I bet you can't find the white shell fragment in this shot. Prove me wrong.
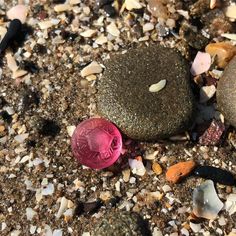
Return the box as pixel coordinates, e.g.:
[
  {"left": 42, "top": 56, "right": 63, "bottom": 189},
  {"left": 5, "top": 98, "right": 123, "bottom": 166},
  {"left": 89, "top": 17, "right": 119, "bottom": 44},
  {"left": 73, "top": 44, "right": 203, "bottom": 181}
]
[
  {"left": 54, "top": 4, "right": 71, "bottom": 13},
  {"left": 224, "top": 194, "right": 236, "bottom": 215},
  {"left": 6, "top": 52, "right": 18, "bottom": 72},
  {"left": 7, "top": 5, "right": 28, "bottom": 24},
  {"left": 80, "top": 29, "right": 97, "bottom": 38},
  {"left": 124, "top": 0, "right": 142, "bottom": 11},
  {"left": 221, "top": 33, "right": 236, "bottom": 41},
  {"left": 81, "top": 61, "right": 103, "bottom": 77},
  {"left": 149, "top": 80, "right": 166, "bottom": 93},
  {"left": 107, "top": 22, "right": 120, "bottom": 37},
  {"left": 26, "top": 208, "right": 37, "bottom": 221},
  {"left": 193, "top": 180, "right": 224, "bottom": 220},
  {"left": 42, "top": 183, "right": 54, "bottom": 196},
  {"left": 56, "top": 197, "right": 68, "bottom": 219},
  {"left": 200, "top": 85, "right": 216, "bottom": 103},
  {"left": 190, "top": 52, "right": 211, "bottom": 76},
  {"left": 225, "top": 5, "right": 236, "bottom": 19},
  {"left": 128, "top": 159, "right": 146, "bottom": 176}
]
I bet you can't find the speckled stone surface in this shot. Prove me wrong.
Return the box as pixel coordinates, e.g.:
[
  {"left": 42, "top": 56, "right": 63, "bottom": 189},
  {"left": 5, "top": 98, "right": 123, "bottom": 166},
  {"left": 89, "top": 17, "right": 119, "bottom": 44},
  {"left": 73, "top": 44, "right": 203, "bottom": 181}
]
[
  {"left": 97, "top": 45, "right": 196, "bottom": 141},
  {"left": 92, "top": 211, "right": 151, "bottom": 236},
  {"left": 217, "top": 56, "right": 236, "bottom": 128}
]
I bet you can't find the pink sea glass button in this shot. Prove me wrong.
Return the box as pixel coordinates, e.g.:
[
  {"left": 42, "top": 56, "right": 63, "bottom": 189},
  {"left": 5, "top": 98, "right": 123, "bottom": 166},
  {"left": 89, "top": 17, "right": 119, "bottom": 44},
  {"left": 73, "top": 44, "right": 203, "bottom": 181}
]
[{"left": 71, "top": 118, "right": 122, "bottom": 170}]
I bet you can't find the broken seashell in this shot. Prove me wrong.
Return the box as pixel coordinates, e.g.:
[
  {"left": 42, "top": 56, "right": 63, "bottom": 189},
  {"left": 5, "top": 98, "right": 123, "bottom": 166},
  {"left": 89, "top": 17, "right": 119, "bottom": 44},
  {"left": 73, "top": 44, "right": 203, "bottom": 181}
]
[
  {"left": 7, "top": 5, "right": 28, "bottom": 24},
  {"left": 149, "top": 79, "right": 166, "bottom": 93},
  {"left": 190, "top": 52, "right": 211, "bottom": 76},
  {"left": 193, "top": 180, "right": 224, "bottom": 220},
  {"left": 225, "top": 5, "right": 236, "bottom": 19},
  {"left": 221, "top": 33, "right": 236, "bottom": 41},
  {"left": 107, "top": 22, "right": 120, "bottom": 37},
  {"left": 80, "top": 29, "right": 97, "bottom": 38},
  {"left": 81, "top": 61, "right": 103, "bottom": 77}
]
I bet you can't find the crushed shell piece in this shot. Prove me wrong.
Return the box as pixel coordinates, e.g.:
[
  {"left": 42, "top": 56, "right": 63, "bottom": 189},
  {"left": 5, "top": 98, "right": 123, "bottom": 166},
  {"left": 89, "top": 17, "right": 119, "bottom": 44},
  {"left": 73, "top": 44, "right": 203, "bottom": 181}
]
[
  {"left": 81, "top": 61, "right": 102, "bottom": 77},
  {"left": 193, "top": 180, "right": 224, "bottom": 220}
]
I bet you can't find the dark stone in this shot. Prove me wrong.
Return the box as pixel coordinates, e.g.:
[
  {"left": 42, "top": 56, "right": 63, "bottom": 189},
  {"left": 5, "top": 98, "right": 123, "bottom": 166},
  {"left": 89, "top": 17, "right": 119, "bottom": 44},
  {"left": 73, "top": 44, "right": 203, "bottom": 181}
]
[
  {"left": 217, "top": 56, "right": 236, "bottom": 128},
  {"left": 179, "top": 21, "right": 209, "bottom": 50},
  {"left": 0, "top": 111, "right": 12, "bottom": 124},
  {"left": 21, "top": 61, "right": 39, "bottom": 73},
  {"left": 97, "top": 45, "right": 196, "bottom": 141},
  {"left": 96, "top": 0, "right": 114, "bottom": 8},
  {"left": 194, "top": 166, "right": 236, "bottom": 186},
  {"left": 52, "top": 0, "right": 66, "bottom": 3},
  {"left": 21, "top": 89, "right": 40, "bottom": 111},
  {"left": 75, "top": 200, "right": 102, "bottom": 216},
  {"left": 0, "top": 96, "right": 7, "bottom": 109},
  {"left": 33, "top": 44, "right": 47, "bottom": 54},
  {"left": 103, "top": 4, "right": 116, "bottom": 17},
  {"left": 93, "top": 211, "right": 151, "bottom": 236},
  {"left": 38, "top": 119, "right": 60, "bottom": 136}
]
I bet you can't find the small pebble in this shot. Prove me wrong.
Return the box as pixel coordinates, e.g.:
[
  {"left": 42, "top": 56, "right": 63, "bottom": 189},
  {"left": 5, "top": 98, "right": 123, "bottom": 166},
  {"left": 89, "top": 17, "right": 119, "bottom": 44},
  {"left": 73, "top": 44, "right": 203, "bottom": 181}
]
[
  {"left": 103, "top": 5, "right": 116, "bottom": 17},
  {"left": 152, "top": 162, "right": 162, "bottom": 175},
  {"left": 205, "top": 42, "right": 236, "bottom": 68},
  {"left": 166, "top": 160, "right": 196, "bottom": 184},
  {"left": 198, "top": 119, "right": 225, "bottom": 146}
]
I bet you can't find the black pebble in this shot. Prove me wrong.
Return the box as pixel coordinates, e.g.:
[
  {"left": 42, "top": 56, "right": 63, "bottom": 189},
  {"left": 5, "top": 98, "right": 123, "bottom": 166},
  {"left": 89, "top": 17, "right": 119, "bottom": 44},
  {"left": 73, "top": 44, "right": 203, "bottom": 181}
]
[
  {"left": 75, "top": 200, "right": 102, "bottom": 216},
  {"left": 22, "top": 90, "right": 40, "bottom": 111},
  {"left": 0, "top": 111, "right": 12, "bottom": 124},
  {"left": 103, "top": 4, "right": 116, "bottom": 17},
  {"left": 52, "top": 0, "right": 66, "bottom": 3},
  {"left": 97, "top": 0, "right": 114, "bottom": 8},
  {"left": 0, "top": 97, "right": 7, "bottom": 109},
  {"left": 38, "top": 119, "right": 60, "bottom": 137},
  {"left": 194, "top": 166, "right": 236, "bottom": 186},
  {"left": 22, "top": 61, "right": 39, "bottom": 74},
  {"left": 33, "top": 44, "right": 47, "bottom": 54}
]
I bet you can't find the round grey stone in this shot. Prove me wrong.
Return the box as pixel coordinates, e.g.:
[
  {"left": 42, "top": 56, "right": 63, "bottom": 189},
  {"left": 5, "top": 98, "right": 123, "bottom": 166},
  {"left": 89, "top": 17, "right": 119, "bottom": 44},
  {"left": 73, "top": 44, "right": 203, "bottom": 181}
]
[
  {"left": 217, "top": 56, "right": 236, "bottom": 128},
  {"left": 97, "top": 45, "right": 196, "bottom": 141},
  {"left": 92, "top": 211, "right": 151, "bottom": 236}
]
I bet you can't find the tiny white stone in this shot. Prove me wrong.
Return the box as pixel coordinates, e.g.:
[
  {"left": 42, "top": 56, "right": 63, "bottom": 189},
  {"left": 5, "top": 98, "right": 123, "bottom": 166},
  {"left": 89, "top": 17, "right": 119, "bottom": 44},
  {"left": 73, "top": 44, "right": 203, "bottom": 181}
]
[
  {"left": 26, "top": 208, "right": 37, "bottom": 221},
  {"left": 143, "top": 23, "right": 154, "bottom": 32},
  {"left": 41, "top": 183, "right": 54, "bottom": 196},
  {"left": 30, "top": 225, "right": 37, "bottom": 234},
  {"left": 66, "top": 125, "right": 76, "bottom": 137},
  {"left": 7, "top": 5, "right": 28, "bottom": 23},
  {"left": 200, "top": 85, "right": 216, "bottom": 103},
  {"left": 56, "top": 197, "right": 68, "bottom": 218}
]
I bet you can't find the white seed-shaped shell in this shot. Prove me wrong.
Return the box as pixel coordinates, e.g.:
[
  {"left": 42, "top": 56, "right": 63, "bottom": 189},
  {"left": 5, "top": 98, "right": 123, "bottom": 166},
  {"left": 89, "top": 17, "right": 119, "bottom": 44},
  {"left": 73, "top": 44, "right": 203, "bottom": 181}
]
[{"left": 149, "top": 79, "right": 166, "bottom": 93}]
